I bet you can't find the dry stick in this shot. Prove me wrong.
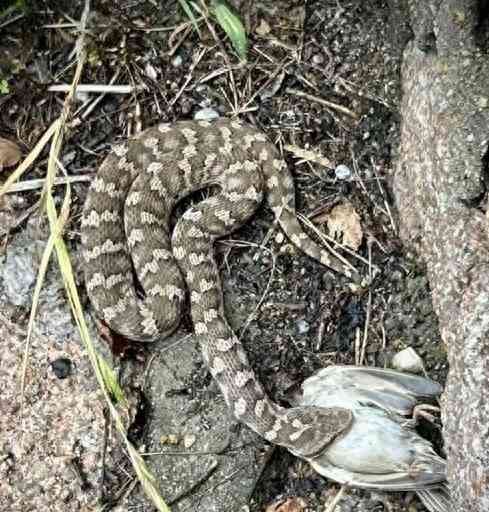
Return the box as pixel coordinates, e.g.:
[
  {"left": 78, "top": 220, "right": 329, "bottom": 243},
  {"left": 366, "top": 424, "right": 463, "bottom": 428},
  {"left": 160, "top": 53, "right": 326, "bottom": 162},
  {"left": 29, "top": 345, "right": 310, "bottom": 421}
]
[
  {"left": 286, "top": 87, "right": 359, "bottom": 120},
  {"left": 183, "top": 466, "right": 248, "bottom": 511},
  {"left": 141, "top": 23, "right": 199, "bottom": 34},
  {"left": 355, "top": 327, "right": 361, "bottom": 366},
  {"left": 380, "top": 311, "right": 387, "bottom": 353},
  {"left": 169, "top": 48, "right": 207, "bottom": 107},
  {"left": 324, "top": 485, "right": 347, "bottom": 512},
  {"left": 252, "top": 45, "right": 275, "bottom": 64},
  {"left": 4, "top": 175, "right": 91, "bottom": 193},
  {"left": 315, "top": 308, "right": 329, "bottom": 352},
  {"left": 116, "top": 477, "right": 140, "bottom": 507},
  {"left": 158, "top": 333, "right": 193, "bottom": 355},
  {"left": 168, "top": 459, "right": 219, "bottom": 506},
  {"left": 143, "top": 448, "right": 238, "bottom": 457},
  {"left": 338, "top": 76, "right": 392, "bottom": 109},
  {"left": 0, "top": 200, "right": 40, "bottom": 237},
  {"left": 197, "top": 0, "right": 240, "bottom": 113},
  {"left": 42, "top": 22, "right": 79, "bottom": 28},
  {"left": 168, "top": 23, "right": 194, "bottom": 56},
  {"left": 241, "top": 59, "right": 293, "bottom": 112},
  {"left": 371, "top": 155, "right": 396, "bottom": 233},
  {"left": 198, "top": 64, "right": 243, "bottom": 85},
  {"left": 297, "top": 213, "right": 360, "bottom": 274},
  {"left": 219, "top": 239, "right": 277, "bottom": 339},
  {"left": 79, "top": 69, "right": 122, "bottom": 120},
  {"left": 350, "top": 148, "right": 390, "bottom": 219},
  {"left": 359, "top": 238, "right": 374, "bottom": 366},
  {"left": 0, "top": 12, "right": 24, "bottom": 29},
  {"left": 48, "top": 84, "right": 138, "bottom": 94}
]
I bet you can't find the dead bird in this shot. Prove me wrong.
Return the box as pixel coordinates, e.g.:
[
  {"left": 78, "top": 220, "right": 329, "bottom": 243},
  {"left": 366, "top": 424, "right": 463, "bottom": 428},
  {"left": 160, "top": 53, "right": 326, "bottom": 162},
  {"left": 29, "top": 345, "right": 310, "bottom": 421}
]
[{"left": 297, "top": 366, "right": 450, "bottom": 512}]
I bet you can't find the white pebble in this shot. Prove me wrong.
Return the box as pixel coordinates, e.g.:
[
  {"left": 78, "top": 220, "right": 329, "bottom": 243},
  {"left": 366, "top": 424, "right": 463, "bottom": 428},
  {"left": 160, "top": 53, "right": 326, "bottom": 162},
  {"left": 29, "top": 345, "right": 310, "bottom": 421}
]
[
  {"left": 297, "top": 319, "right": 310, "bottom": 334},
  {"left": 183, "top": 434, "right": 196, "bottom": 448},
  {"left": 75, "top": 91, "right": 90, "bottom": 103},
  {"left": 275, "top": 232, "right": 285, "bottom": 244},
  {"left": 145, "top": 62, "right": 158, "bottom": 80},
  {"left": 194, "top": 108, "right": 220, "bottom": 121},
  {"left": 335, "top": 164, "right": 352, "bottom": 180},
  {"left": 392, "top": 347, "right": 424, "bottom": 374},
  {"left": 172, "top": 55, "right": 183, "bottom": 67},
  {"left": 312, "top": 54, "right": 324, "bottom": 65}
]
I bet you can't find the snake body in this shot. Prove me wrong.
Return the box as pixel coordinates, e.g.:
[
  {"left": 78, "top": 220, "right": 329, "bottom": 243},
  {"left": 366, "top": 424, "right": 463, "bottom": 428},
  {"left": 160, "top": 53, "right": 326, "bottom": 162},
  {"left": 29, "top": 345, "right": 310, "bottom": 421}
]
[{"left": 81, "top": 118, "right": 353, "bottom": 457}]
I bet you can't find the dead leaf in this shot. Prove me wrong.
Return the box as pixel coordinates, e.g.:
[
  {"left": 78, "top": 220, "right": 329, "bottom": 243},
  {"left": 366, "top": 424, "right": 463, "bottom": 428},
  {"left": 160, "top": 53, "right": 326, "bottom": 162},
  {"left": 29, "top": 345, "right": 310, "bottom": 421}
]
[
  {"left": 285, "top": 144, "right": 333, "bottom": 169},
  {"left": 324, "top": 201, "right": 363, "bottom": 250},
  {"left": 265, "top": 497, "right": 307, "bottom": 512},
  {"left": 0, "top": 138, "right": 21, "bottom": 171}
]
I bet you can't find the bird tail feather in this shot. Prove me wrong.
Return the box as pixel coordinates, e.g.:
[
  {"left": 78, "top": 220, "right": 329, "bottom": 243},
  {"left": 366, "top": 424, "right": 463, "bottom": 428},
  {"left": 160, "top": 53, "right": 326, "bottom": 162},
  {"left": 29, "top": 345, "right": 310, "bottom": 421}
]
[{"left": 417, "top": 484, "right": 451, "bottom": 512}]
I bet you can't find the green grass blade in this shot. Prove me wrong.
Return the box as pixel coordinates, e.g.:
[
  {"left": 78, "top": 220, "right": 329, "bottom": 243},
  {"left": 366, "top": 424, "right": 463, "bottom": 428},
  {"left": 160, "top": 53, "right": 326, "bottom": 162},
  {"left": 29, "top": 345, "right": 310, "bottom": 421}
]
[{"left": 210, "top": 0, "right": 247, "bottom": 59}]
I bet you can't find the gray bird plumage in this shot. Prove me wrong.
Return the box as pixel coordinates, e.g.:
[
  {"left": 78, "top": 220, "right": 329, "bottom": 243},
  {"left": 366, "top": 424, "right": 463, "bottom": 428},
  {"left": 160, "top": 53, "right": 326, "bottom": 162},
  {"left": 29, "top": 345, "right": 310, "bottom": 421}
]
[{"left": 297, "top": 366, "right": 450, "bottom": 512}]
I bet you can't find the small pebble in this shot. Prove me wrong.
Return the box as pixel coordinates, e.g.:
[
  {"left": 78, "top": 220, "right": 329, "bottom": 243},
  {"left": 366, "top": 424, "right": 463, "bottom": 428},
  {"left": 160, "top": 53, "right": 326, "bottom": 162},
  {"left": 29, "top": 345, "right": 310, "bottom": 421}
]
[
  {"left": 160, "top": 434, "right": 179, "bottom": 445},
  {"left": 478, "top": 96, "right": 488, "bottom": 108},
  {"left": 75, "top": 91, "right": 90, "bottom": 103},
  {"left": 50, "top": 358, "right": 72, "bottom": 379},
  {"left": 297, "top": 319, "right": 310, "bottom": 334},
  {"left": 275, "top": 232, "right": 285, "bottom": 244},
  {"left": 172, "top": 55, "right": 183, "bottom": 67},
  {"left": 183, "top": 434, "right": 196, "bottom": 449},
  {"left": 335, "top": 164, "right": 352, "bottom": 180},
  {"left": 312, "top": 53, "right": 324, "bottom": 65},
  {"left": 62, "top": 151, "right": 76, "bottom": 165},
  {"left": 145, "top": 62, "right": 158, "bottom": 80},
  {"left": 194, "top": 107, "right": 220, "bottom": 121},
  {"left": 392, "top": 347, "right": 424, "bottom": 374}
]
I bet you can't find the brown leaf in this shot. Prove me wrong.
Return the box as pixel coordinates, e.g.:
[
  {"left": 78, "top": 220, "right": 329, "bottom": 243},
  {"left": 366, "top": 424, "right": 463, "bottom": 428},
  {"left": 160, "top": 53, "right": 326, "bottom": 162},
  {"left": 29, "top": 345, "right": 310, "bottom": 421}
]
[
  {"left": 265, "top": 497, "right": 307, "bottom": 512},
  {"left": 0, "top": 138, "right": 21, "bottom": 170},
  {"left": 325, "top": 201, "right": 363, "bottom": 250}
]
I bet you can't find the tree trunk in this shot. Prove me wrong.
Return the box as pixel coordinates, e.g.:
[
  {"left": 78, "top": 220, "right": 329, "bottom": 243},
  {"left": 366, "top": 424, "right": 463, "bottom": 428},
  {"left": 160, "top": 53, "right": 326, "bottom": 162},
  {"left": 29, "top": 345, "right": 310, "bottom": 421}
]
[{"left": 394, "top": 1, "right": 489, "bottom": 510}]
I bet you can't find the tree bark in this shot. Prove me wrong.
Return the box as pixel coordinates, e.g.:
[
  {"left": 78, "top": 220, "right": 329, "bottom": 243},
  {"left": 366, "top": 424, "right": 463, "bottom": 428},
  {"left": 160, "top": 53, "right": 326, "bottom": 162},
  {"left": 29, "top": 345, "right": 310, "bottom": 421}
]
[{"left": 394, "top": 1, "right": 489, "bottom": 510}]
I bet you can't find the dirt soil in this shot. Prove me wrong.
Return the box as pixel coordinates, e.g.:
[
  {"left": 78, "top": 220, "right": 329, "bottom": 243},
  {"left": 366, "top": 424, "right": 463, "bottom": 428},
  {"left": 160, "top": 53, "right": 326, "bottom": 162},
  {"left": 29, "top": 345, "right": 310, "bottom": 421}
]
[{"left": 0, "top": 1, "right": 447, "bottom": 511}]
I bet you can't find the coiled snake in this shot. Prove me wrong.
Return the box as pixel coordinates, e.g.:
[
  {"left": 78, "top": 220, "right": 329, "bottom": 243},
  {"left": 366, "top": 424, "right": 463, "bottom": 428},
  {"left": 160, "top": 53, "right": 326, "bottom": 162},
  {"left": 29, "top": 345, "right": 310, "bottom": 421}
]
[{"left": 81, "top": 118, "right": 355, "bottom": 458}]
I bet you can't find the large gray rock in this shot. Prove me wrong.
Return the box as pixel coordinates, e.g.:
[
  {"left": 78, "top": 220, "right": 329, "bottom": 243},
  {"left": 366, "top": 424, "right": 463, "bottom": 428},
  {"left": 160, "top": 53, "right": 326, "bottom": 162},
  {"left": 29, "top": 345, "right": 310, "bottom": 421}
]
[{"left": 394, "top": 1, "right": 489, "bottom": 509}]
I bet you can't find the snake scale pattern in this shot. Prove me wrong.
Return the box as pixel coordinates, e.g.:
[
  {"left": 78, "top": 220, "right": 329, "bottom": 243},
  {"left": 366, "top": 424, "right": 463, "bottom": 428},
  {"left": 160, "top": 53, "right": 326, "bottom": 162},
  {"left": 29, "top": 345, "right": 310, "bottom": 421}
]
[{"left": 81, "top": 118, "right": 354, "bottom": 458}]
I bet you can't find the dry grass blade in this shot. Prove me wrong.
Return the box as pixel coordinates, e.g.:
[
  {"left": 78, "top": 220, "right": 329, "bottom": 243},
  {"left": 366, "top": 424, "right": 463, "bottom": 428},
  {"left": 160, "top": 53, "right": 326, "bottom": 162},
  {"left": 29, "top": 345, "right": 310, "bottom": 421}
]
[
  {"left": 177, "top": 0, "right": 202, "bottom": 36},
  {"left": 324, "top": 485, "right": 346, "bottom": 512},
  {"left": 18, "top": 159, "right": 72, "bottom": 433},
  {"left": 0, "top": 120, "right": 60, "bottom": 196},
  {"left": 4, "top": 174, "right": 91, "bottom": 193},
  {"left": 297, "top": 213, "right": 357, "bottom": 274},
  {"left": 0, "top": 1, "right": 171, "bottom": 510}
]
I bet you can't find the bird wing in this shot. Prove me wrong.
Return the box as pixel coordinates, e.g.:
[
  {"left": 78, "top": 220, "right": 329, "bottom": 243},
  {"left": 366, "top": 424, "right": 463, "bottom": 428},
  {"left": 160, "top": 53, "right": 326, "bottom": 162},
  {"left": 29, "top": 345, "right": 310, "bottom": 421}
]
[{"left": 309, "top": 456, "right": 445, "bottom": 491}]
